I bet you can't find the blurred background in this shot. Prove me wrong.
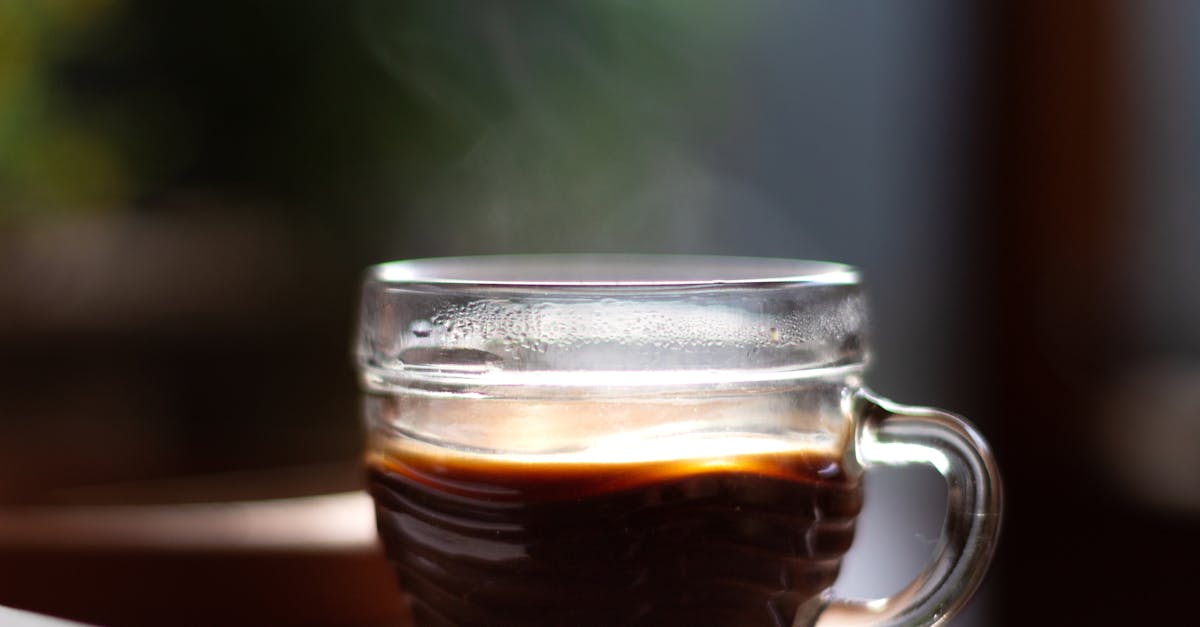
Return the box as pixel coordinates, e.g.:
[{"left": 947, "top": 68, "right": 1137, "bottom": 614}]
[{"left": 1, "top": 0, "right": 1198, "bottom": 625}]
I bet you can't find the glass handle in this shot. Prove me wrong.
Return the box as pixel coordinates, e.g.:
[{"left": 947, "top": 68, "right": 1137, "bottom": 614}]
[{"left": 816, "top": 390, "right": 1003, "bottom": 626}]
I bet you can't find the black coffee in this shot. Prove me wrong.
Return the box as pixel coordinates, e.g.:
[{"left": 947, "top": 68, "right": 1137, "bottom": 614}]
[{"left": 368, "top": 440, "right": 862, "bottom": 627}]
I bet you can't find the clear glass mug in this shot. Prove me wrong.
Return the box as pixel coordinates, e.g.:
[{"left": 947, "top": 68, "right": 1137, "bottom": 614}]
[{"left": 356, "top": 255, "right": 1001, "bottom": 627}]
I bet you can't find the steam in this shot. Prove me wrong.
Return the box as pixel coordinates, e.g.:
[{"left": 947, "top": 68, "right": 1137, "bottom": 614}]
[{"left": 357, "top": 0, "right": 784, "bottom": 255}]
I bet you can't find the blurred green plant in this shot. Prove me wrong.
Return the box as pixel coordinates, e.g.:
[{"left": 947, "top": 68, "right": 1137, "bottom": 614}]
[
  {"left": 0, "top": 0, "right": 751, "bottom": 251},
  {"left": 0, "top": 0, "right": 129, "bottom": 222}
]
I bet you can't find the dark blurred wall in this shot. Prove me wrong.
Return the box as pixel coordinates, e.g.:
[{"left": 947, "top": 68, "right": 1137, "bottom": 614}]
[
  {"left": 982, "top": 0, "right": 1200, "bottom": 624},
  {"left": 0, "top": 1, "right": 403, "bottom": 500}
]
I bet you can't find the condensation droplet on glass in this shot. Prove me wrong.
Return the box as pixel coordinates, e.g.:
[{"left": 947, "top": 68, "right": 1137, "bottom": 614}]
[{"left": 410, "top": 320, "right": 434, "bottom": 338}]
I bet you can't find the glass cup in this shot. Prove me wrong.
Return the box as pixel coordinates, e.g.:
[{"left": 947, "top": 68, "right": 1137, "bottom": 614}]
[{"left": 356, "top": 255, "right": 1001, "bottom": 627}]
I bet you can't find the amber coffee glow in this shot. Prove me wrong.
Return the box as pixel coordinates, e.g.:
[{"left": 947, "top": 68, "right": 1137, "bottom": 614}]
[{"left": 356, "top": 256, "right": 1001, "bottom": 627}]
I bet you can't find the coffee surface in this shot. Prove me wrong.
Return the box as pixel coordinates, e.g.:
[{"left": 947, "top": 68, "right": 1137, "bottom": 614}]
[{"left": 368, "top": 437, "right": 863, "bottom": 627}]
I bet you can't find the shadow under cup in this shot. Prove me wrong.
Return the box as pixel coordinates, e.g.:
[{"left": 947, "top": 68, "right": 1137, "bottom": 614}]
[{"left": 354, "top": 256, "right": 1000, "bottom": 627}]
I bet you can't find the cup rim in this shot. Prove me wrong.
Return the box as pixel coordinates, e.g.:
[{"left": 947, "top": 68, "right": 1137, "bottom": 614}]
[{"left": 368, "top": 254, "right": 859, "bottom": 288}]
